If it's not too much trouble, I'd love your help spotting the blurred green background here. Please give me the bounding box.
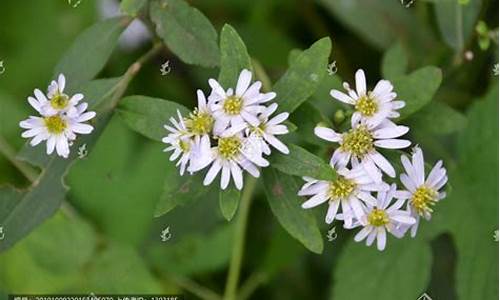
[0,0,498,299]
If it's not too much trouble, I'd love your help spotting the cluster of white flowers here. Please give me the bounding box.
[162,69,290,190]
[20,74,96,158]
[299,69,448,251]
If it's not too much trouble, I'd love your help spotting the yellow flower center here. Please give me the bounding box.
[355,95,378,117]
[368,208,389,227]
[50,93,70,110]
[329,176,356,199]
[411,186,438,216]
[179,139,191,153]
[250,123,266,136]
[44,115,67,134]
[340,126,374,158]
[218,136,241,159]
[223,96,243,115]
[186,110,213,135]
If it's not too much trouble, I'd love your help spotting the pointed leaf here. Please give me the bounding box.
[273,38,331,113]
[219,187,240,221]
[269,144,336,181]
[394,66,442,120]
[150,0,219,67]
[263,168,323,254]
[218,24,252,87]
[117,95,190,142]
[382,42,408,80]
[54,17,129,91]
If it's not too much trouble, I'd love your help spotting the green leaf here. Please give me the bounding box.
[54,17,129,91]
[290,103,333,147]
[155,172,212,217]
[330,235,432,300]
[83,243,163,293]
[270,144,336,181]
[434,85,498,300]
[147,224,234,276]
[219,187,240,221]
[273,37,331,113]
[433,0,482,52]
[394,66,442,120]
[263,168,323,254]
[0,212,97,293]
[406,101,467,135]
[318,0,436,52]
[218,24,252,88]
[17,78,122,168]
[67,117,168,246]
[120,0,148,16]
[381,42,408,80]
[150,0,220,67]
[117,95,190,142]
[0,78,121,252]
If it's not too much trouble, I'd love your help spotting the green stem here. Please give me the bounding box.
[167,274,222,300]
[223,176,258,300]
[101,42,164,112]
[237,272,268,300]
[0,134,38,182]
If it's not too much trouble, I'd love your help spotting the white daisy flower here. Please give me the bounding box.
[20,102,96,158]
[396,146,448,237]
[243,103,290,155]
[348,184,416,251]
[162,110,211,176]
[184,90,215,137]
[201,133,269,190]
[298,163,388,228]
[314,116,411,180]
[38,74,84,116]
[330,69,405,128]
[208,69,276,135]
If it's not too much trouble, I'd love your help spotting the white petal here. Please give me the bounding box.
[330,89,355,105]
[373,126,409,139]
[314,127,341,142]
[355,69,367,96]
[369,151,395,177]
[46,136,56,155]
[376,227,386,251]
[412,147,425,185]
[58,74,66,92]
[354,226,372,242]
[301,193,329,209]
[204,160,222,186]
[263,134,289,154]
[208,79,227,99]
[71,123,94,134]
[236,69,252,96]
[230,161,243,190]
[374,139,411,149]
[325,200,340,224]
[267,112,289,126]
[221,164,231,189]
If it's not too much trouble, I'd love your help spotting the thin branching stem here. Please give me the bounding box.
[223,176,258,300]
